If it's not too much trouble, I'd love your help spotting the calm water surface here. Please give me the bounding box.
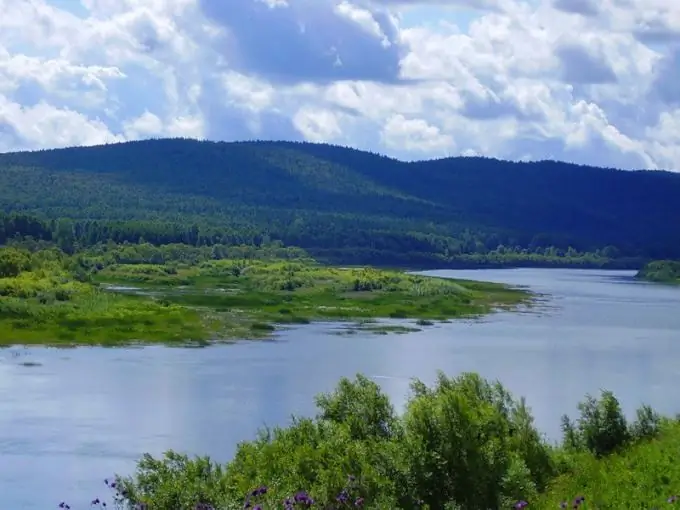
[1,269,680,509]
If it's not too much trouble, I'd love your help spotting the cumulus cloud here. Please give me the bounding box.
[381,114,454,154]
[0,0,678,171]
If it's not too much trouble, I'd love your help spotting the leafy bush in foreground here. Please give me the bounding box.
[61,372,674,509]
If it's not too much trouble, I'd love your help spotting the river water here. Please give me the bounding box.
[1,268,680,509]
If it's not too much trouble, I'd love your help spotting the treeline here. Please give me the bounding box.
[2,138,680,262]
[0,211,635,269]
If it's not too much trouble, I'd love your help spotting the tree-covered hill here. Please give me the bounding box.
[1,138,679,265]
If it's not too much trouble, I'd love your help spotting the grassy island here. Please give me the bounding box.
[0,242,528,346]
[636,260,680,284]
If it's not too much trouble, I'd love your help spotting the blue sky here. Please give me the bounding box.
[47,0,88,15]
[400,4,478,31]
[0,0,679,170]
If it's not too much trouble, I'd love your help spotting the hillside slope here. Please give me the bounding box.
[1,138,679,264]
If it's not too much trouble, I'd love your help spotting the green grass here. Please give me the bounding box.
[94,259,528,336]
[0,247,529,346]
[0,278,209,346]
[536,421,680,508]
[0,255,211,345]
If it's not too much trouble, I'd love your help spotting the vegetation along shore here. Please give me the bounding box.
[636,260,680,284]
[0,241,528,346]
[58,372,680,509]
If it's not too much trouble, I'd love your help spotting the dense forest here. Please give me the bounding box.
[2,138,679,267]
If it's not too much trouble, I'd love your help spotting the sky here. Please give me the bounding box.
[0,0,679,170]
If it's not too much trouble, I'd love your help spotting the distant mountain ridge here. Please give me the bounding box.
[1,138,679,263]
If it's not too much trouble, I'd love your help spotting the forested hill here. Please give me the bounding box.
[1,138,679,267]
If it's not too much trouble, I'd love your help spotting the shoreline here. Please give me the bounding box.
[0,249,531,347]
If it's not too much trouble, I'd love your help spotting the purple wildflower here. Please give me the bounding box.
[293,490,315,506]
[337,490,350,503]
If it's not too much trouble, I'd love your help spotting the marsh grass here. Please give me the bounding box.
[0,261,209,345]
[1,246,528,346]
[99,260,528,334]
[0,290,208,345]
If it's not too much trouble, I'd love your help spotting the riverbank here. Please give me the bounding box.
[0,245,529,346]
[636,260,680,284]
[102,372,678,510]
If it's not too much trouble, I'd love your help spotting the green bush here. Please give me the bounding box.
[560,390,661,458]
[105,373,675,510]
[114,373,559,510]
[0,247,31,277]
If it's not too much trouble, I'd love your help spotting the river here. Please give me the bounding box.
[1,268,679,509]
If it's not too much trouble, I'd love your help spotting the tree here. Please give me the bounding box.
[0,247,31,277]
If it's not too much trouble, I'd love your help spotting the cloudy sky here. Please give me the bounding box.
[0,0,679,170]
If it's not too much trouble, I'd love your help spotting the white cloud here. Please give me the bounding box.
[334,1,392,46]
[381,114,454,154]
[293,107,344,141]
[0,97,122,152]
[0,0,678,171]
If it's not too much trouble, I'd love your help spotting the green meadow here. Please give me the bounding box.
[0,244,528,346]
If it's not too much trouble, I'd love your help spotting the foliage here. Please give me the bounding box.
[0,243,528,345]
[637,260,680,284]
[559,390,661,458]
[78,373,675,510]
[0,247,209,345]
[3,138,679,267]
[537,418,680,509]
[0,246,32,277]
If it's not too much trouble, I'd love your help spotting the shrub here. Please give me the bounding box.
[0,247,32,277]
[560,391,661,458]
[629,404,661,441]
[58,373,673,510]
